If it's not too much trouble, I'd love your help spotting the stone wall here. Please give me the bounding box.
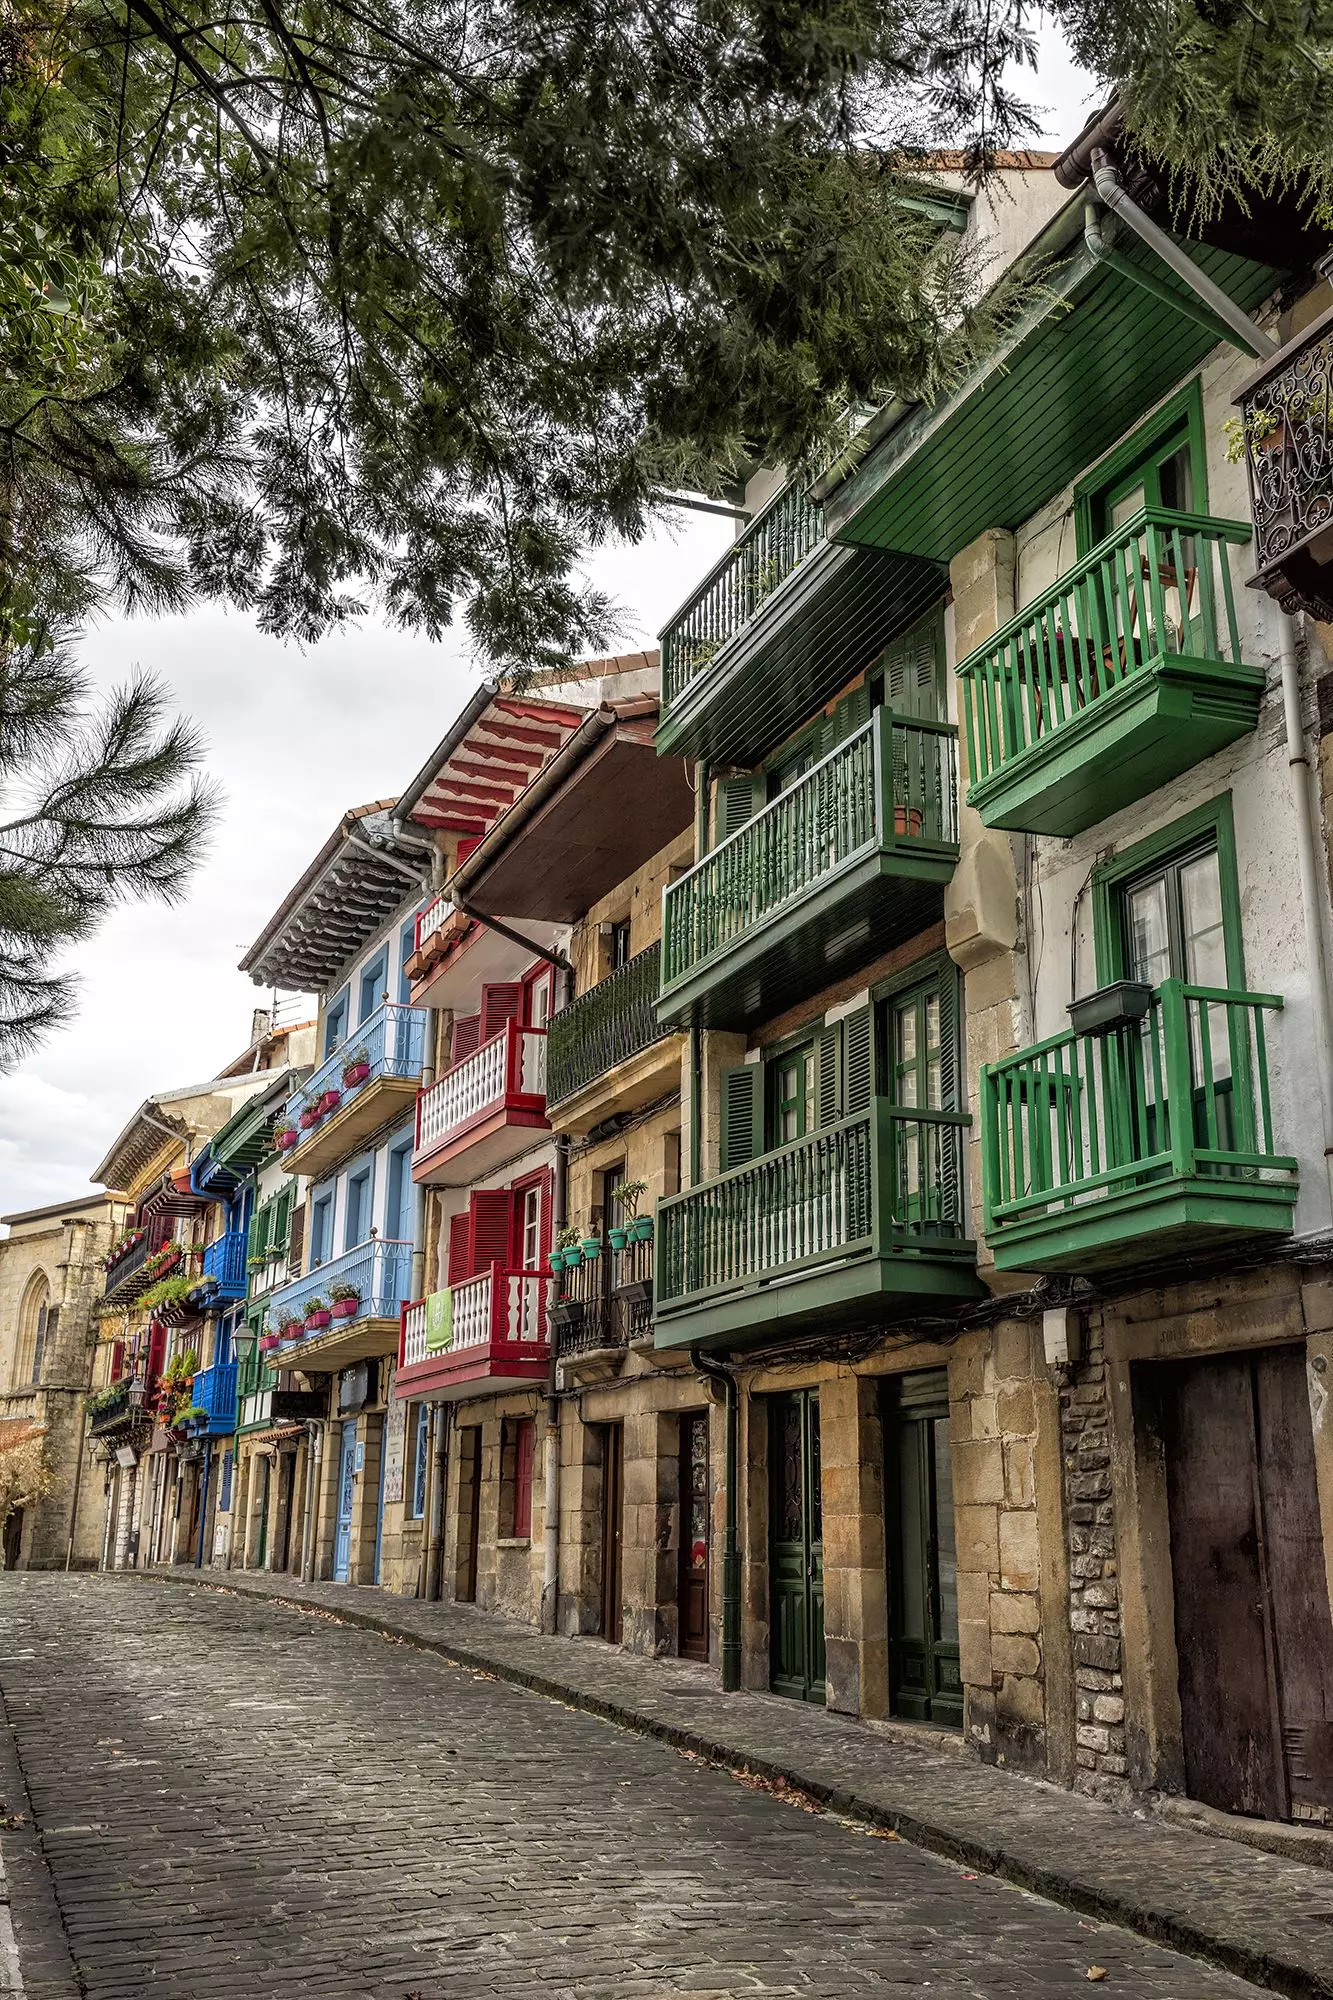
[1060,1318,1127,1794]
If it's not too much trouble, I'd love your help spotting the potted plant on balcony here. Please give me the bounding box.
[556,1224,582,1268]
[277,1313,304,1344]
[299,1103,321,1130]
[328,1282,362,1321]
[548,1247,566,1275]
[319,1087,342,1116]
[258,1331,280,1353]
[341,1047,371,1090]
[303,1296,331,1331]
[275,1124,299,1152]
[610,1181,648,1252]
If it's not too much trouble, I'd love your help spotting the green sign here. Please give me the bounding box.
[424,1288,453,1353]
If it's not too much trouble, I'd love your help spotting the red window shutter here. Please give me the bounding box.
[468,1189,513,1277]
[145,1321,167,1382]
[514,1418,535,1538]
[539,1169,553,1263]
[480,983,523,1042]
[110,1339,125,1381]
[451,1014,481,1066]
[288,1202,306,1272]
[447,1212,471,1287]
[456,836,482,867]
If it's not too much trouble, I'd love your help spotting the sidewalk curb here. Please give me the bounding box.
[0,1679,82,1998]
[137,1567,1331,2000]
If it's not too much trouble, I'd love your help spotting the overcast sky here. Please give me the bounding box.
[0,30,1098,1222]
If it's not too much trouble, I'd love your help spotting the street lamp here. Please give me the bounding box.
[232,1323,257,1370]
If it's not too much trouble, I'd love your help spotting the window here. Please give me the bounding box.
[398,919,417,1005]
[358,949,388,1024]
[1093,798,1243,990]
[520,1184,542,1271]
[408,1403,431,1520]
[771,1041,817,1146]
[500,1417,535,1539]
[344,1165,373,1251]
[1076,382,1207,553]
[386,1139,414,1245]
[323,988,349,1058]
[880,962,961,1230]
[309,1191,334,1267]
[15,1274,49,1388]
[609,919,632,971]
[524,965,553,1029]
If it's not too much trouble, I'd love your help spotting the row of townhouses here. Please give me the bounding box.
[8,110,1333,1829]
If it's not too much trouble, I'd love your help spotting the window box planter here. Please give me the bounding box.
[276,1127,299,1151]
[299,1106,321,1130]
[319,1089,342,1116]
[342,1060,371,1089]
[550,1298,587,1332]
[330,1297,359,1321]
[304,1309,331,1331]
[1067,980,1155,1037]
[259,1334,280,1352]
[614,1277,654,1311]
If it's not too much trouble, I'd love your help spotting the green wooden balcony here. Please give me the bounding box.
[958,510,1263,838]
[657,478,944,768]
[659,709,958,1030]
[653,1099,982,1350]
[980,981,1298,1274]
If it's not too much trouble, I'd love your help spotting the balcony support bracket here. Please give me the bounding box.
[452,897,572,973]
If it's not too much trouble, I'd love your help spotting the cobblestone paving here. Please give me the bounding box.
[0,1577,1280,1999]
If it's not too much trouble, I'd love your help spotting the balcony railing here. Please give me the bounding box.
[547,944,671,1108]
[661,710,957,994]
[267,1237,415,1350]
[661,482,823,712]
[415,1021,546,1156]
[657,1099,967,1311]
[399,1267,549,1368]
[1237,317,1333,619]
[958,509,1251,799]
[189,1361,238,1435]
[101,1217,177,1306]
[553,1235,654,1358]
[285,1000,427,1132]
[200,1231,247,1301]
[415,893,456,951]
[981,982,1297,1245]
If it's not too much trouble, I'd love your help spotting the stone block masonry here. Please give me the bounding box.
[1062,1316,1129,1795]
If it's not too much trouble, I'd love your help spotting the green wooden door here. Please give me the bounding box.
[886,1371,962,1726]
[770,1390,825,1704]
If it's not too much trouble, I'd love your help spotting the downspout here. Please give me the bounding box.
[423,1404,449,1601]
[1088,153,1277,362]
[542,962,574,1634]
[1279,613,1333,1211]
[691,1346,740,1691]
[299,1419,321,1581]
[1082,204,1249,351]
[194,1441,212,1568]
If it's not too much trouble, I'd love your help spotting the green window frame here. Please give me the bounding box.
[1091,795,1244,989]
[1074,379,1209,555]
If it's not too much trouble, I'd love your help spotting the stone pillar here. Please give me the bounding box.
[619,1407,678,1658]
[819,1371,889,1719]
[557,1401,604,1635]
[739,1384,770,1695]
[349,1412,383,1585]
[944,529,1025,1272]
[310,1420,340,1580]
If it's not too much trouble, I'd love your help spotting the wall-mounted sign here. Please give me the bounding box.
[115,1445,138,1469]
[382,1398,407,1506]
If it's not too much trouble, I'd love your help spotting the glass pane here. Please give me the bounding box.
[1180,849,1226,986]
[1109,479,1146,531]
[801,1050,817,1133]
[1126,876,1172,986]
[932,1419,959,1645]
[896,1003,917,1063]
[1158,443,1193,515]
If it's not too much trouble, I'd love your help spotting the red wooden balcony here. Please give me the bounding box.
[412,1020,549,1185]
[395,1268,551,1401]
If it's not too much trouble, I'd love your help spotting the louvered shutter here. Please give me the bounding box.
[468,1189,513,1276]
[720,1064,765,1172]
[713,774,765,848]
[110,1339,125,1381]
[145,1320,167,1383]
[831,682,872,744]
[843,1006,876,1117]
[937,966,961,1114]
[447,1212,471,1286]
[480,984,523,1042]
[451,1014,482,1065]
[249,1202,271,1265]
[287,1202,305,1272]
[816,1022,842,1127]
[275,1184,293,1251]
[883,613,943,721]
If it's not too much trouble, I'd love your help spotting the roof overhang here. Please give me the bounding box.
[190,1069,303,1197]
[822,196,1286,561]
[394,691,591,833]
[448,702,695,924]
[239,805,428,995]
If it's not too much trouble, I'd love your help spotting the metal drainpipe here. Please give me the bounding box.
[194,1442,211,1569]
[691,1345,740,1691]
[1279,612,1333,1210]
[543,963,573,1634]
[300,1421,321,1581]
[424,1404,449,1600]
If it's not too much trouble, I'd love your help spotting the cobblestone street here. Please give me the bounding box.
[0,1576,1288,2000]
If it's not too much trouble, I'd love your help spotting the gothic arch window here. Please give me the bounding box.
[15,1273,53,1387]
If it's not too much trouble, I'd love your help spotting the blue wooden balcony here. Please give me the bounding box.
[186,1361,238,1436]
[279,1000,427,1178]
[199,1230,247,1303]
[265,1237,415,1371]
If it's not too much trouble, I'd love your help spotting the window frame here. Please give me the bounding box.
[1073,379,1209,557]
[1092,795,1244,990]
[323,986,350,1058]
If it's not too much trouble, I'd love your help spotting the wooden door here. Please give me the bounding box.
[457,1426,482,1603]
[886,1371,963,1726]
[1153,1345,1333,1820]
[600,1423,624,1643]
[278,1454,297,1573]
[770,1391,825,1703]
[679,1412,710,1661]
[333,1421,357,1583]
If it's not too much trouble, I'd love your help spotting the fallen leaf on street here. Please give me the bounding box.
[1086,1967,1108,1982]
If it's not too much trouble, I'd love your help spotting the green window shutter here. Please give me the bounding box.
[816,1022,842,1127]
[249,1202,271,1264]
[713,773,765,847]
[843,1006,875,1116]
[883,614,942,721]
[831,682,871,744]
[938,965,961,1114]
[720,1063,765,1172]
[275,1184,293,1251]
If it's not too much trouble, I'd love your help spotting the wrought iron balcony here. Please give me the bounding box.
[958,509,1262,839]
[653,1099,980,1350]
[980,980,1298,1273]
[659,709,957,1029]
[199,1231,247,1303]
[397,1267,550,1400]
[663,484,823,710]
[1237,308,1333,619]
[412,1021,548,1185]
[100,1219,180,1310]
[87,1376,153,1439]
[553,1235,654,1367]
[546,944,676,1124]
[279,1000,427,1178]
[266,1237,415,1367]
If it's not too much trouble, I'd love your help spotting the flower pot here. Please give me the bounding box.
[581,1237,602,1259]
[306,1310,331,1331]
[562,1245,582,1268]
[299,1107,320,1130]
[280,1327,303,1345]
[893,804,924,838]
[276,1128,299,1151]
[342,1061,371,1088]
[319,1089,342,1115]
[630,1216,654,1244]
[607,1226,629,1253]
[330,1298,359,1320]
[259,1334,279,1352]
[548,1250,566,1275]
